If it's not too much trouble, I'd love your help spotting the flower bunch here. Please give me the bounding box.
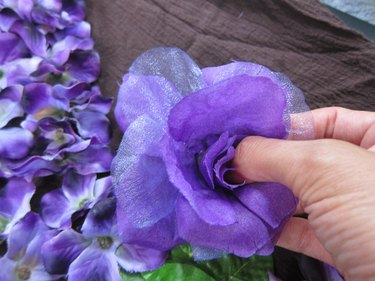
[0,1,165,280]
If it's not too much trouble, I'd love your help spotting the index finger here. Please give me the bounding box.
[290,107,375,148]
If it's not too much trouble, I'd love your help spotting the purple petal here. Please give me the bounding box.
[55,21,91,40]
[72,87,112,114]
[0,32,28,64]
[168,75,287,143]
[129,47,204,95]
[0,9,19,32]
[0,127,33,159]
[9,155,62,179]
[42,229,89,274]
[118,211,181,251]
[61,170,96,203]
[0,257,16,281]
[0,178,34,235]
[49,36,94,66]
[40,189,71,229]
[22,229,58,267]
[22,82,68,115]
[67,51,100,83]
[162,136,237,226]
[10,21,47,57]
[67,144,113,174]
[176,195,272,257]
[0,87,24,128]
[67,246,121,281]
[2,57,42,88]
[202,62,313,138]
[234,183,297,229]
[116,243,168,272]
[73,110,111,144]
[53,82,87,100]
[81,198,116,238]
[93,176,112,199]
[114,74,182,132]
[6,212,48,261]
[112,116,179,228]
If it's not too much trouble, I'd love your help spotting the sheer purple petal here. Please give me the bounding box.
[0,32,28,64]
[116,243,168,272]
[129,47,204,95]
[112,116,178,228]
[40,189,71,229]
[114,74,182,132]
[168,75,287,143]
[176,196,272,257]
[234,183,297,229]
[42,229,89,274]
[191,246,227,261]
[0,128,33,159]
[67,246,121,281]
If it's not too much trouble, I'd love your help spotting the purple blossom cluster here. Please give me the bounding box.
[0,1,164,280]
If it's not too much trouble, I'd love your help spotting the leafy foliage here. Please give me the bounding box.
[121,245,273,281]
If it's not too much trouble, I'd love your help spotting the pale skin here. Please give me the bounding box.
[233,107,375,281]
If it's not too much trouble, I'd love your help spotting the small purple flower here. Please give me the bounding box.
[0,212,61,281]
[42,198,167,280]
[112,48,312,261]
[40,172,111,229]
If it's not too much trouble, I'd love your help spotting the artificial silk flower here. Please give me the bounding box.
[42,198,167,280]
[40,171,111,229]
[112,47,313,264]
[0,212,61,281]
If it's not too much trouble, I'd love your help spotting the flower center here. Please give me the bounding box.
[97,236,113,249]
[78,198,89,209]
[0,69,4,79]
[16,265,31,280]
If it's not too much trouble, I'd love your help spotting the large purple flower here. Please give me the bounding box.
[112,48,312,261]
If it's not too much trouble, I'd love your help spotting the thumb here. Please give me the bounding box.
[233,136,375,206]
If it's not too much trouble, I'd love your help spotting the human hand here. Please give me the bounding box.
[233,107,375,281]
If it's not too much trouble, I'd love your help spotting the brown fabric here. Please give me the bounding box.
[86,0,375,147]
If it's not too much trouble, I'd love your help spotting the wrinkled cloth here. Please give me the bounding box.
[86,0,375,149]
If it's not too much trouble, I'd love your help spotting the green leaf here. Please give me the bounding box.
[142,263,215,281]
[120,270,145,281]
[197,255,273,281]
[169,245,273,281]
